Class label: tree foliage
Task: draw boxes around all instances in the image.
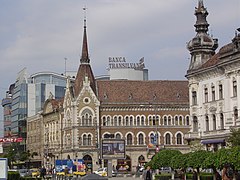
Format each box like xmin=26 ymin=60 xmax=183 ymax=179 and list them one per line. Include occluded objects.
xmin=228 ymin=128 xmax=240 ymax=146
xmin=170 ymin=153 xmax=188 ymax=170
xmin=151 ymin=149 xmax=181 ymax=169
xmin=186 ymin=150 xmax=211 ymax=171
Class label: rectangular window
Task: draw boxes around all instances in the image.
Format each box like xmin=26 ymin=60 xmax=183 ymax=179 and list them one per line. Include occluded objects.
xmin=219 ymin=84 xmax=223 ymax=99
xmin=212 ymin=86 xmax=215 ymax=101
xmin=233 ymin=80 xmax=237 ymax=97
xmin=192 ymin=91 xmax=197 ymax=105
xmin=204 ymin=88 xmax=208 ymax=103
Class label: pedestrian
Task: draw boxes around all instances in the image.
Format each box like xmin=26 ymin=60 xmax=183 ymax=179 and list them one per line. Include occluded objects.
xmin=40 ymin=166 xmax=46 ymax=179
xmin=143 ymin=166 xmax=152 ymax=180
xmin=222 ymin=164 xmax=233 ymax=180
xmin=192 ymin=170 xmax=197 ymax=180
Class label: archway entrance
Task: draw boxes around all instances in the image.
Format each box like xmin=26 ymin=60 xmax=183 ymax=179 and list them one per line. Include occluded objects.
xmin=117 ymin=155 xmax=131 ymax=172
xmin=83 ymin=155 xmax=92 ymax=173
xmin=138 ymin=155 xmax=146 ymax=166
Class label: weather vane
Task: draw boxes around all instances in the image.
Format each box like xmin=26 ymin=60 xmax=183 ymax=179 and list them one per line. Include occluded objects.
xmin=83 ymin=6 xmax=87 ymax=25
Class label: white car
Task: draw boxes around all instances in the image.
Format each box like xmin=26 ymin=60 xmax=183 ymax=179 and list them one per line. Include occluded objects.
xmin=93 ymin=168 xmax=116 ymax=177
xmin=93 ymin=168 xmax=107 ymax=176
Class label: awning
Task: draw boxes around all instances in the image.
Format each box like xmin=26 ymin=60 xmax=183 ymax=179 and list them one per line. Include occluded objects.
xmin=201 ymin=138 xmax=225 ymax=144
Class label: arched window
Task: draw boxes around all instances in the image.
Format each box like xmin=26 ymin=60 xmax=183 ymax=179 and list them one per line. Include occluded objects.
xmin=114 ymin=116 xmax=118 ymax=126
xmin=81 ymin=109 xmax=93 ymax=126
xmin=150 ymin=133 xmax=155 ymax=145
xmin=164 ymin=116 xmax=167 ymax=125
xmin=83 ymin=134 xmax=87 ymax=145
xmin=213 ymin=114 xmax=216 ymax=130
xmin=220 ymin=113 xmax=224 ymax=130
xmin=116 ymin=133 xmax=121 ymax=139
xmin=137 ymin=116 xmax=140 ymax=126
xmin=87 ymin=134 xmax=91 ymax=146
xmin=138 ymin=133 xmax=144 ymax=145
xmin=130 ymin=117 xmax=133 ymax=126
xmin=193 ymin=116 xmax=198 ymax=132
xmin=205 ymin=115 xmax=209 ymax=132
xmin=176 ymin=133 xmax=182 ymax=145
xmin=102 ymin=116 xmax=106 ymax=126
xmin=186 ymin=116 xmax=190 ymax=126
xmin=107 ymin=116 xmax=111 ymax=126
xmin=125 ymin=116 xmax=129 ymax=126
xmin=141 ymin=116 xmax=145 ymax=126
xmin=152 ymin=116 xmax=156 ymax=126
xmin=165 ymin=133 xmax=171 ymax=145
xmin=127 ymin=134 xmax=133 ymax=145
xmin=118 ymin=116 xmax=122 ymax=126
xmin=156 ymin=116 xmax=160 ymax=126
xmin=175 ymin=116 xmax=178 ymax=126
xmin=234 ymin=108 xmax=238 ymax=121
xmin=179 ymin=116 xmax=183 ymax=125
xmin=168 ymin=116 xmax=172 ymax=125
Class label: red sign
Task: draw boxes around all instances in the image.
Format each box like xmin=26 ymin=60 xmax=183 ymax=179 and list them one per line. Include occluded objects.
xmin=0 ymin=137 xmax=23 ymax=142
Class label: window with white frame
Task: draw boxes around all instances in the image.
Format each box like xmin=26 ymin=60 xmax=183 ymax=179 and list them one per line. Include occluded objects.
xmin=205 ymin=115 xmax=209 ymax=132
xmin=219 ymin=84 xmax=223 ymax=99
xmin=176 ymin=133 xmax=182 ymax=144
xmin=204 ymin=87 xmax=208 ymax=103
xmin=127 ymin=134 xmax=133 ymax=145
xmin=138 ymin=133 xmax=144 ymax=145
xmin=165 ymin=133 xmax=171 ymax=145
xmin=192 ymin=91 xmax=197 ymax=105
xmin=233 ymin=80 xmax=237 ymax=97
xmin=213 ymin=114 xmax=216 ymax=130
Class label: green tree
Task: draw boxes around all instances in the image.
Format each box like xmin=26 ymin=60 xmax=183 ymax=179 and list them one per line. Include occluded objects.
xmin=186 ymin=150 xmax=211 ymax=179
xmin=214 ymin=146 xmax=240 ymax=171
xmin=20 ymin=150 xmax=38 ymax=169
xmin=228 ymin=128 xmax=240 ymax=146
xmin=151 ymin=149 xmax=181 ymax=170
xmin=3 ymin=145 xmax=18 ymax=169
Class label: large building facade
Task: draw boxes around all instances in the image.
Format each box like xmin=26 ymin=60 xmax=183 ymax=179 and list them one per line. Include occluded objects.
xmin=186 ymin=0 xmax=240 ymax=151
xmin=3 ymin=69 xmax=67 ymax=152
xmin=32 ymin=17 xmax=190 ymax=173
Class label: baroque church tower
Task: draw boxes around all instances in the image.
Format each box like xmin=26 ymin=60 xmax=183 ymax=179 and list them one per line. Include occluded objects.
xmin=187 ymin=0 xmax=218 ymax=72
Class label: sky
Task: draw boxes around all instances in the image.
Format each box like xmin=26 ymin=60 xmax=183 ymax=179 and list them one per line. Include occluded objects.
xmin=0 ymin=0 xmax=239 ymax=134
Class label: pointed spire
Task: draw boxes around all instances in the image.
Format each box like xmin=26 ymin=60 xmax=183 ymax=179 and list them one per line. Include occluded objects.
xmin=80 ymin=7 xmax=90 ymax=64
xmin=194 ymin=0 xmax=209 ymax=33
xmin=198 ymin=0 xmax=204 ymax=9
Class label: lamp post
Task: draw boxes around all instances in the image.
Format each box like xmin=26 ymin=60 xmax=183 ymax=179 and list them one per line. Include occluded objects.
xmin=153 ymin=97 xmax=159 ymax=154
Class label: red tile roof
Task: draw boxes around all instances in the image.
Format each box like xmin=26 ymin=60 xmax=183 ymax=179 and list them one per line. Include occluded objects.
xmin=96 ymin=80 xmax=189 ymax=104
xmin=74 ymin=64 xmax=96 ymax=97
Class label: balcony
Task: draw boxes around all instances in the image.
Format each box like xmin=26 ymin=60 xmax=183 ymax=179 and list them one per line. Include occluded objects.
xmin=202 ymin=129 xmax=230 ymax=139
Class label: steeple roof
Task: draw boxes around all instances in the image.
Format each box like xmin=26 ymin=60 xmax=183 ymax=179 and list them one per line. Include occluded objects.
xmin=74 ymin=16 xmax=96 ymax=97
xmin=194 ymin=0 xmax=209 ymax=33
xmin=80 ymin=19 xmax=90 ymax=64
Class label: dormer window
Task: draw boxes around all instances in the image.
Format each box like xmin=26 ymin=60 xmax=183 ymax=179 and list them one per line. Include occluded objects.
xmin=129 ymin=93 xmax=133 ymax=100
xmin=103 ymin=93 xmax=108 ymax=100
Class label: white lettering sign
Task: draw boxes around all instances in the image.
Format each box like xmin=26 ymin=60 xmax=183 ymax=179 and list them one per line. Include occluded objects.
xmin=108 ymin=57 xmax=145 ymax=70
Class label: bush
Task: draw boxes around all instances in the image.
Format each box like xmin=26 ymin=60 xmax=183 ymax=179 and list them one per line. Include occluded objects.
xmin=8 ymin=171 xmax=20 ymax=180
xmin=185 ymin=173 xmax=213 ymax=180
xmin=154 ymin=173 xmax=171 ymax=180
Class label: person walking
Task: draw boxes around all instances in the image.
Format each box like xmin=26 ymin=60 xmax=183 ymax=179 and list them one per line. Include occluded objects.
xmin=192 ymin=170 xmax=197 ymax=180
xmin=143 ymin=166 xmax=153 ymax=180
xmin=40 ymin=166 xmax=46 ymax=179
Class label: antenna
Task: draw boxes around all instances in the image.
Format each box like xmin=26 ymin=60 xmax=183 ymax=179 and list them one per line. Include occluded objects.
xmin=64 ymin=57 xmax=67 ymax=76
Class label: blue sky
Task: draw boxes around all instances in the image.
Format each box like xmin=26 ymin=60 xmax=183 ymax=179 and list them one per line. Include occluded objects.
xmin=0 ymin=0 xmax=239 ymax=135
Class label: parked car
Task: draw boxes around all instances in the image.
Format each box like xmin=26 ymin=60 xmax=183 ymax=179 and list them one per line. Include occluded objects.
xmin=29 ymin=168 xmax=40 ymax=177
xmin=18 ymin=169 xmax=29 ymax=177
xmin=160 ymin=167 xmax=172 ymax=174
xmin=93 ymin=167 xmax=116 ymax=177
